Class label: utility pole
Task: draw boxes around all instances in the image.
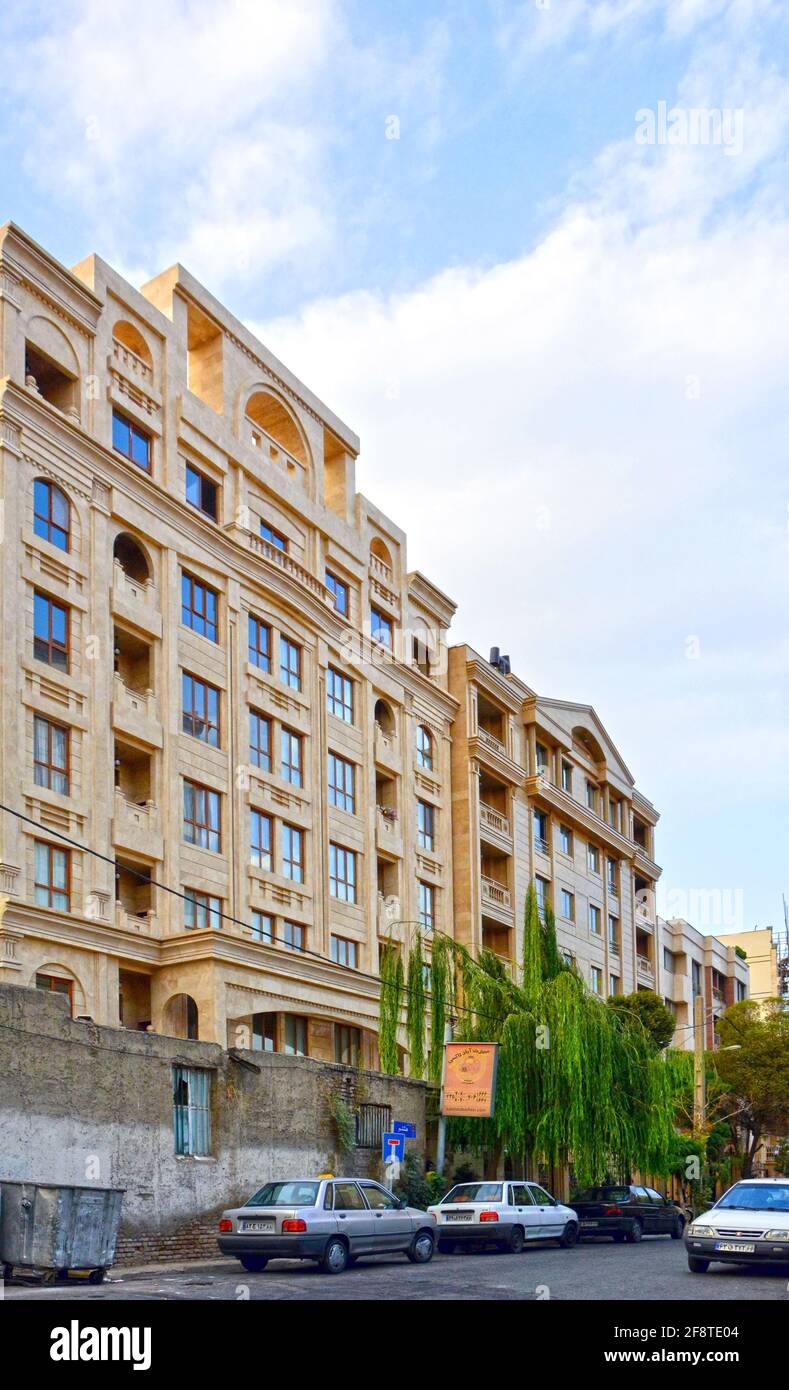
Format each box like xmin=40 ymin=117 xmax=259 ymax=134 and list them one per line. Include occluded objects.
xmin=693 ymin=991 xmax=705 ymax=1132
xmin=435 ymin=1016 xmax=454 ymax=1175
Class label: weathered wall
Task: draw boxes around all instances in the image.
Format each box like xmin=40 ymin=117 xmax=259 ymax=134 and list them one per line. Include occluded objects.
xmin=0 ymin=984 xmax=427 ymax=1264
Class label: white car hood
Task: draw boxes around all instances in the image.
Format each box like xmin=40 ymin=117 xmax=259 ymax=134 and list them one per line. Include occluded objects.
xmin=697 ymin=1207 xmax=789 ymax=1231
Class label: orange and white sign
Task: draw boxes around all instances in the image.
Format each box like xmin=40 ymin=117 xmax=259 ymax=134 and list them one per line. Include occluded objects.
xmin=441 ymin=1041 xmax=499 ymax=1117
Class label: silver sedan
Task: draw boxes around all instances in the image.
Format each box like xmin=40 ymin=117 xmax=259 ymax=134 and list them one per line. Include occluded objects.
xmin=428 ymin=1180 xmax=579 ymax=1254
xmin=218 ymin=1177 xmax=437 ymax=1274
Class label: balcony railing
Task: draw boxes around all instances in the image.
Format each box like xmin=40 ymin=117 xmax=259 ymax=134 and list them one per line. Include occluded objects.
xmin=477 ymin=727 xmax=506 ymax=756
xmin=247 ymin=533 xmax=333 ymax=604
xmin=247 ymin=421 xmax=308 ymax=486
xmin=534 ymin=835 xmax=549 ymax=856
xmin=112 ymin=338 xmax=154 ymax=387
xmin=375 ymin=724 xmax=399 ymax=766
xmin=114 ymin=788 xmax=158 ymax=832
xmin=479 ymin=802 xmax=511 ymax=837
xmin=112 ymin=560 xmax=158 ymax=609
xmin=637 ymin=954 xmax=654 ymax=977
xmin=481 ymin=876 xmax=511 ymax=911
xmin=113 ymin=674 xmax=159 ymax=724
xmin=115 ymin=903 xmax=156 ymax=934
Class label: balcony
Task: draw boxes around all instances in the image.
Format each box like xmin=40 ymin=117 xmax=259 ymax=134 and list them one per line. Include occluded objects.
xmin=112 ymin=338 xmax=154 ymax=390
xmin=481 ymin=875 xmax=513 ymax=924
xmin=111 ymin=559 xmax=162 ymax=640
xmin=112 ymin=674 xmax=162 ymax=748
xmin=377 ymin=892 xmax=405 ymax=942
xmin=369 ymin=554 xmax=399 ymax=610
xmin=115 ymin=902 xmax=157 ymax=935
xmin=374 ymin=723 xmax=400 ymax=771
xmin=113 ymin=788 xmax=163 ymax=860
xmin=637 ymin=955 xmax=655 ymax=983
xmin=247 ymin=420 xmax=309 ymax=490
xmin=376 ymin=805 xmax=403 ymax=858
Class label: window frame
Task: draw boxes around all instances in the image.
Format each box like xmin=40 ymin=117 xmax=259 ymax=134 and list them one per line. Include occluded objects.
xmin=280 ymin=727 xmax=303 ymax=787
xmin=260 ymin=520 xmax=288 ymax=552
xmin=248 ymin=614 xmax=271 ymax=671
xmin=416 ymin=724 xmax=433 ymax=770
xmin=183 ymin=779 xmax=221 ymax=853
xmin=182 ymin=671 xmax=220 ymax=747
xmin=282 ymin=921 xmax=304 ymax=953
xmin=330 ymin=934 xmax=359 ymax=969
xmin=328 ymin=752 xmax=355 ymax=814
xmin=112 ymin=408 xmax=152 ymax=473
xmin=325 ymin=570 xmax=349 ymax=616
xmin=185 ymin=462 xmax=219 ymax=521
xmin=279 ymin=636 xmax=302 ymax=691
xmin=370 ymin=606 xmax=393 ymax=648
xmin=33 ymin=590 xmax=70 ymax=671
xmin=172 ymin=1065 xmax=212 ymax=1156
xmin=560 ymin=888 xmax=575 ymax=921
xmin=329 ymin=842 xmax=357 ymax=903
xmin=418 ymin=879 xmax=435 ymax=931
xmin=33 ymin=839 xmax=70 ymax=911
xmin=250 ymin=809 xmax=273 ymax=871
xmin=33 ymin=478 xmax=70 ymax=551
xmin=181 ymin=572 xmax=218 ymax=643
xmin=184 ymin=888 xmax=222 ymax=931
xmin=249 ymin=709 xmax=271 ymax=771
xmin=417 ymin=799 xmax=435 ymax=851
xmin=327 ymin=666 xmax=353 ymax=723
xmin=282 ymin=824 xmax=304 ymax=883
xmin=33 ymin=714 xmax=70 ymax=795
xmin=251 ymin=910 xmax=274 ymax=944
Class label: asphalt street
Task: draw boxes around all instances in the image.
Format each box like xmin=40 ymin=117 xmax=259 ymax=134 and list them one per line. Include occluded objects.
xmin=5 ymin=1234 xmax=788 ymax=1301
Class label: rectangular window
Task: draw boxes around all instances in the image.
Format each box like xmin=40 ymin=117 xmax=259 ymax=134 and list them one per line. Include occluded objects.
xmin=692 ymin=960 xmax=702 ymax=997
xmin=181 ymin=572 xmax=218 ymax=642
xmin=33 ymin=715 xmax=69 ymax=794
xmin=252 ymin=1011 xmax=277 ymax=1051
xmin=371 ymin=606 xmax=392 ymax=648
xmin=590 ymin=967 xmax=603 ymax=996
xmin=327 ymin=666 xmax=353 ymax=723
xmin=184 ymin=889 xmax=221 ymax=930
xmin=607 ymin=857 xmax=618 ymax=893
xmin=561 ymin=760 xmax=572 ymax=792
xmin=419 ymin=880 xmax=435 ymax=931
xmin=112 ymin=409 xmax=151 ymax=472
xmin=182 ymin=672 xmax=220 ymax=746
xmin=34 ymin=840 xmax=69 ymax=911
xmin=329 ymin=843 xmax=356 ymax=903
xmin=248 ymin=614 xmax=271 ymax=671
xmin=559 ymin=825 xmax=572 ymax=856
xmin=251 ymin=910 xmax=274 ymax=943
xmin=662 ymin=946 xmax=675 ymax=973
xmin=331 ymin=935 xmax=359 ymax=969
xmin=586 ymin=780 xmax=598 ymax=811
xmin=533 ymin=809 xmax=548 ymax=853
xmin=284 ymin=1014 xmax=308 ymax=1056
xmin=589 ymin=904 xmax=602 ymax=935
xmin=535 ymin=876 xmax=549 ymax=913
xmin=35 ymin=973 xmax=73 ymax=1012
xmin=185 ymin=463 xmax=218 ymax=520
xmin=609 ymin=797 xmax=619 ymax=830
xmin=328 ymin=753 xmax=355 ymax=814
xmin=282 ymin=921 xmax=304 ymax=952
xmin=560 ymin=888 xmax=574 ymax=920
xmin=249 ymin=710 xmax=271 ymax=771
xmin=282 ymin=824 xmax=304 ymax=883
xmin=183 ymin=780 xmax=221 ymax=852
xmin=417 ymin=800 xmax=435 ymax=851
xmin=172 ymin=1065 xmax=211 ymax=1156
xmin=587 ymin=843 xmax=600 ymax=873
xmin=250 ymin=810 xmax=272 ymax=871
xmin=535 ymin=741 xmax=548 ymax=773
xmin=325 ymin=570 xmax=349 ymax=616
xmin=33 ymin=591 xmax=69 ymax=671
xmin=609 ymin=974 xmax=620 ymax=997
xmin=279 ymin=637 xmax=301 ymax=690
xmin=608 ymin=914 xmax=619 ymax=950
xmin=280 ymin=728 xmax=303 ymax=787
xmin=260 ymin=520 xmax=287 ymax=551
xmin=335 ymin=1024 xmax=361 ymax=1066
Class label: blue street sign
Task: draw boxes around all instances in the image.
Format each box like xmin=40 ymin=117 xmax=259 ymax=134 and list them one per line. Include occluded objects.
xmin=393 ymin=1121 xmax=416 ymax=1138
xmin=382 ymin=1131 xmax=406 ymax=1162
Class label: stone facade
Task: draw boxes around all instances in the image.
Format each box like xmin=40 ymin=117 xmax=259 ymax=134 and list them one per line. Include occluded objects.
xmin=0 ymin=982 xmax=427 ymax=1263
xmin=0 ymin=221 xmax=457 ymax=1065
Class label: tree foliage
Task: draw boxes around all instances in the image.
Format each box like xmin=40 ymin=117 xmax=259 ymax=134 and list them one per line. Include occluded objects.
xmin=607 ymin=989 xmax=678 ymax=1053
xmin=714 ymin=998 xmax=789 ymax=1175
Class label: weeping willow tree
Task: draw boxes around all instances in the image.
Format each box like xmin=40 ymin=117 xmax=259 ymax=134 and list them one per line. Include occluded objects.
xmin=445 ymin=883 xmax=678 ymax=1186
xmin=379 ymin=930 xmax=454 ymax=1083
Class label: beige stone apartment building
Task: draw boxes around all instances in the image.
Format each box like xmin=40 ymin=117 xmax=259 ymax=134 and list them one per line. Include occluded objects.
xmin=0 ymin=222 xmax=457 ymax=1065
xmin=714 ymin=926 xmax=786 ymax=1004
xmin=658 ymin=917 xmax=749 ymax=1051
xmin=448 ymin=645 xmax=664 ymax=996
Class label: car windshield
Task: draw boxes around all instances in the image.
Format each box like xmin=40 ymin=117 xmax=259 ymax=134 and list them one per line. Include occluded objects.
xmin=246 ymin=1181 xmax=320 ymax=1207
xmin=715 ymin=1183 xmax=789 ymax=1213
xmin=572 ymin=1187 xmax=632 ymax=1203
xmin=442 ymin=1183 xmax=503 ymax=1204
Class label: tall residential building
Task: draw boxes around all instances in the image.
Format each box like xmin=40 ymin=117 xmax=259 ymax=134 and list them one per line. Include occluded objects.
xmin=714 ymin=927 xmax=786 ymax=1003
xmin=0 ymin=222 xmax=457 ymax=1063
xmin=448 ymin=645 xmax=662 ymax=996
xmin=658 ymin=917 xmax=749 ymax=1050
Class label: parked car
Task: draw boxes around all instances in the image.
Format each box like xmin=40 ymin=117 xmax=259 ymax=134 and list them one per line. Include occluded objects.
xmin=684 ymin=1177 xmax=789 ymax=1273
xmin=218 ymin=1177 xmax=436 ymax=1274
xmin=428 ymin=1180 xmax=579 ymax=1254
xmin=571 ymin=1184 xmax=686 ymax=1242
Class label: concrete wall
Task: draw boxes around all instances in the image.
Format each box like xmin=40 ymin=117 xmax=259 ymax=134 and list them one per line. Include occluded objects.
xmin=0 ymin=983 xmax=427 ymax=1264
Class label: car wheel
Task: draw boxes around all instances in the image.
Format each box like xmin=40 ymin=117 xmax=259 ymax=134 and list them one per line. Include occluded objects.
xmin=407 ymin=1230 xmax=435 ymax=1264
xmin=239 ymin=1255 xmax=269 ymax=1273
xmin=320 ymin=1237 xmax=348 ymax=1274
xmin=670 ymin=1216 xmax=684 ymax=1239
xmin=505 ymin=1225 xmax=525 ymax=1254
xmin=88 ymin=1269 xmax=105 ymax=1285
xmin=437 ymin=1238 xmax=455 ymax=1255
xmin=559 ymin=1222 xmax=579 ymax=1249
xmin=625 ymin=1220 xmax=643 ymax=1244
xmin=687 ymin=1255 xmax=710 ymax=1273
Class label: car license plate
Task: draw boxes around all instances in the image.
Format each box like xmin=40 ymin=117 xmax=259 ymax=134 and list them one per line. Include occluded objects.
xmin=580 ymin=1220 xmax=598 ymax=1227
xmin=714 ymin=1241 xmax=755 ymax=1253
xmin=240 ymin=1220 xmax=275 ymax=1233
xmin=445 ymin=1212 xmax=474 ymax=1222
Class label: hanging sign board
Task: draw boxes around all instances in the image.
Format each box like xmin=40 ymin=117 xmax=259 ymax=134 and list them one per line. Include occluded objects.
xmin=441 ymin=1041 xmax=499 ymax=1118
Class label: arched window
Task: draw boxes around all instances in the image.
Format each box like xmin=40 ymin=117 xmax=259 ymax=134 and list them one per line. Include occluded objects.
xmin=113 ymin=532 xmax=151 ymax=584
xmin=374 ymin=698 xmax=395 ymax=735
xmin=416 ymin=724 xmax=433 ymax=770
xmin=33 ymin=478 xmax=70 ymax=551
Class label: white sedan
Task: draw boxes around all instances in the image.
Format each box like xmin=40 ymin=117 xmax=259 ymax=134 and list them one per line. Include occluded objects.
xmin=428 ymin=1180 xmax=579 ymax=1254
xmin=685 ymin=1177 xmax=789 ymax=1273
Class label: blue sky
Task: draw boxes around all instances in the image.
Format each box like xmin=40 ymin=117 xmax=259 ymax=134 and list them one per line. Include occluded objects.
xmin=2 ymin=0 xmax=787 ymax=938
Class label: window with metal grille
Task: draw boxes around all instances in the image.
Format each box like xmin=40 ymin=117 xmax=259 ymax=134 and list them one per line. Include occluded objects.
xmin=172 ymin=1065 xmax=212 ymax=1156
xmin=355 ymin=1103 xmax=392 ymax=1149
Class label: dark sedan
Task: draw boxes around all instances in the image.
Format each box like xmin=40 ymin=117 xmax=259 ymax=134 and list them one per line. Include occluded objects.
xmin=571 ymin=1184 xmax=686 ymax=1243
